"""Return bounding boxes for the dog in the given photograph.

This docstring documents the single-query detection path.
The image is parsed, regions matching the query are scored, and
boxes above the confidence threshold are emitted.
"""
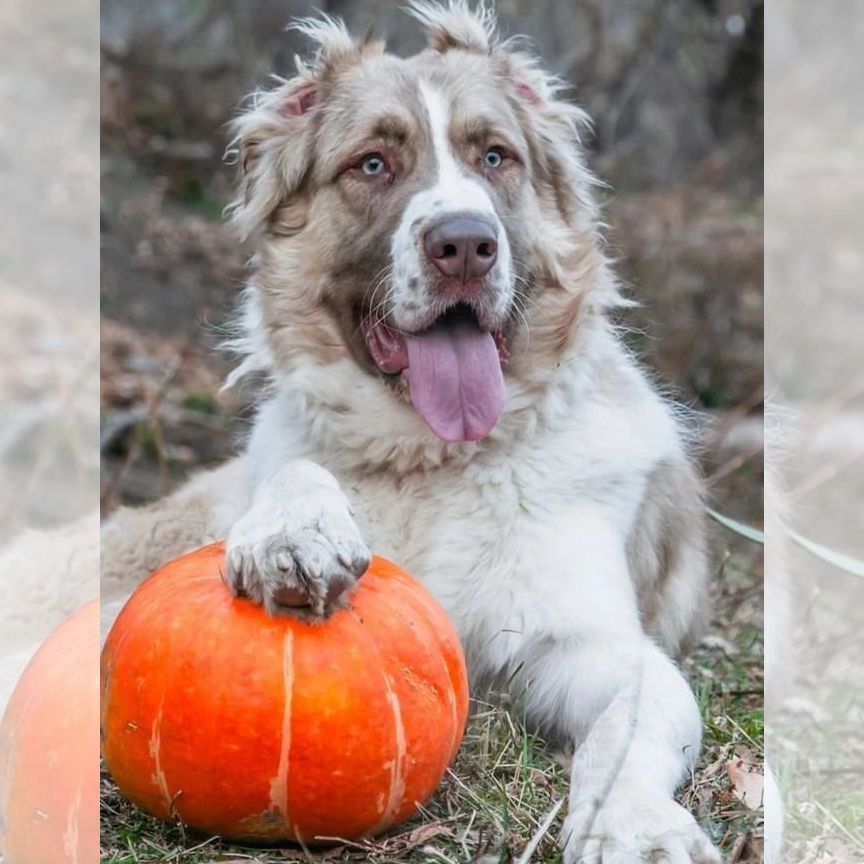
[102,3,722,861]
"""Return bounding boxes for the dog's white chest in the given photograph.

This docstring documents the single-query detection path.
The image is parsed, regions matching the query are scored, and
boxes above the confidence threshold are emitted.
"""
[339,447,644,675]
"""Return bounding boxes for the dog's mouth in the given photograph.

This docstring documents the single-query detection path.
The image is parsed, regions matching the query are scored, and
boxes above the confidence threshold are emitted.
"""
[361,303,508,443]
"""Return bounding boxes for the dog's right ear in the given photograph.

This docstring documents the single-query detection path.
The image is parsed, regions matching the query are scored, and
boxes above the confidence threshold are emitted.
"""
[226,15,383,240]
[225,77,319,241]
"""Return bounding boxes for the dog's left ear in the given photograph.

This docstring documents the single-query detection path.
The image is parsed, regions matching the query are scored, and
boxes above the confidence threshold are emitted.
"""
[499,49,597,230]
[407,0,497,54]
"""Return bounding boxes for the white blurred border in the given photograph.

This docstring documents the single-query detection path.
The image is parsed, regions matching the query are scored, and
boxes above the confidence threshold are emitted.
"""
[0,0,98,701]
[0,1,99,860]
[766,2,864,861]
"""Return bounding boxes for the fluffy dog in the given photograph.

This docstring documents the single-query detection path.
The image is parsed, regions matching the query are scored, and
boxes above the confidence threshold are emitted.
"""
[103,3,721,861]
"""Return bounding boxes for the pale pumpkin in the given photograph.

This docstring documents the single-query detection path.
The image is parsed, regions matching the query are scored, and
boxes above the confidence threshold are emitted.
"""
[0,600,100,864]
[100,542,469,844]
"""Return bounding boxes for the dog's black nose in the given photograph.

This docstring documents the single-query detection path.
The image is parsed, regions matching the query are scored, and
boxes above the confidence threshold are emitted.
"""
[424,214,498,282]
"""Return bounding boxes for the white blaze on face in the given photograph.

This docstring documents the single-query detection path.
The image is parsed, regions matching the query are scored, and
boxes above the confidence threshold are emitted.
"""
[418,83,498,221]
[389,82,513,331]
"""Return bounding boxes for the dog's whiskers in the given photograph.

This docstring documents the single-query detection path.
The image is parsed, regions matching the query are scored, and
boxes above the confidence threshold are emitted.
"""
[351,265,393,342]
[353,268,421,342]
[508,266,533,348]
[363,265,393,312]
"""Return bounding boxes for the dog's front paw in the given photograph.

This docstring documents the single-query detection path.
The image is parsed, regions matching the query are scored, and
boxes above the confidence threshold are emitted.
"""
[225,494,370,618]
[562,789,720,864]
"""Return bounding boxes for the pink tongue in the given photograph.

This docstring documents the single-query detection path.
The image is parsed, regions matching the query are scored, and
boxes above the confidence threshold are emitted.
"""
[405,317,505,443]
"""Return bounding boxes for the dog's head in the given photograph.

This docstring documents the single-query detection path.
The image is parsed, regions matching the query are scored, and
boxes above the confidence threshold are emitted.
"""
[227,2,621,455]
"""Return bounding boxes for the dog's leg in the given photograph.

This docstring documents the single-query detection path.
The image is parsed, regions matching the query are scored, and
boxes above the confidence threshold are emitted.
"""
[520,636,720,864]
[225,458,370,617]
[222,394,371,616]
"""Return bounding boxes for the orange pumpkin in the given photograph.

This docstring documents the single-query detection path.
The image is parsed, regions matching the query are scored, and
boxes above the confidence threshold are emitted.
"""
[0,600,100,864]
[101,542,469,844]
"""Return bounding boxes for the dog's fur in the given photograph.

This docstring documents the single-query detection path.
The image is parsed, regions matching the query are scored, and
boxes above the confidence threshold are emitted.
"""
[102,4,720,861]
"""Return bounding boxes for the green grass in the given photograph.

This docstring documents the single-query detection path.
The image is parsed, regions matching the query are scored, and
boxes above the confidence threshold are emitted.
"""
[176,179,227,222]
[183,390,221,416]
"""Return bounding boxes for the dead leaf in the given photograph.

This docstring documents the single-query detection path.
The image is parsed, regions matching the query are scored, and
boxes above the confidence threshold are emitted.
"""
[394,822,453,852]
[726,755,764,809]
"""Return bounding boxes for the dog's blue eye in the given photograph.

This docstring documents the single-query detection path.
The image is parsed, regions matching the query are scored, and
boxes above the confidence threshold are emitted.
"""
[361,154,387,176]
[484,148,504,169]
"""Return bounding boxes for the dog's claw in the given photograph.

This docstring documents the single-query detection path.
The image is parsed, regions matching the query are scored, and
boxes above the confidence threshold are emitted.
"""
[225,490,368,618]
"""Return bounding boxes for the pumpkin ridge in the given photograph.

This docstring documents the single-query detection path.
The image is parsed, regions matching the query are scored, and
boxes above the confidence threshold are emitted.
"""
[147,699,173,813]
[378,672,408,832]
[347,609,407,835]
[266,629,295,830]
[373,577,466,759]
